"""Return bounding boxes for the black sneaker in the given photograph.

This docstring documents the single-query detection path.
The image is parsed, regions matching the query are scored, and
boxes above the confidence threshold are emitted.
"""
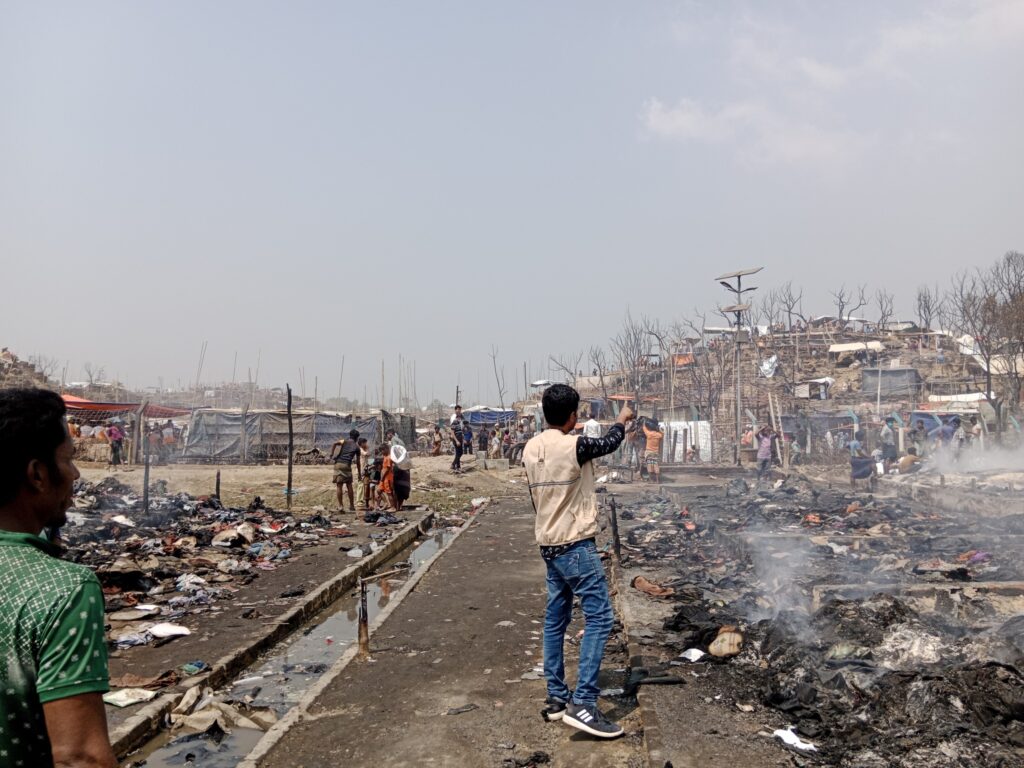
[562,702,624,738]
[540,698,567,722]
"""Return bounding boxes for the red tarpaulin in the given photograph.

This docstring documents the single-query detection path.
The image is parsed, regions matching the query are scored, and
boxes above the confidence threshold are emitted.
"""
[61,394,191,420]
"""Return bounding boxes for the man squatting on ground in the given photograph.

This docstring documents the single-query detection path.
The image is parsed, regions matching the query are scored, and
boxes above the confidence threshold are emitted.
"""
[523,384,633,738]
[0,388,117,767]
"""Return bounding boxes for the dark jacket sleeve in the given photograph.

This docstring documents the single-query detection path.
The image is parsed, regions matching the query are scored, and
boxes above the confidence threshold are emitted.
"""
[576,423,625,466]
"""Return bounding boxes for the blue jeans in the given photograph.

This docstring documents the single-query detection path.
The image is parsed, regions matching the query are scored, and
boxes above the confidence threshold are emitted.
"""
[542,538,614,707]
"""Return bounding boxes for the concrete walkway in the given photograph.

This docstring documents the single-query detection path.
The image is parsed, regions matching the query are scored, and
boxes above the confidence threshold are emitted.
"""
[257,498,644,768]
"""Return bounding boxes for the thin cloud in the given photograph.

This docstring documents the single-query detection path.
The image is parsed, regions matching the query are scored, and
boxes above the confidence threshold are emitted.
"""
[643,1,1024,168]
[643,98,871,170]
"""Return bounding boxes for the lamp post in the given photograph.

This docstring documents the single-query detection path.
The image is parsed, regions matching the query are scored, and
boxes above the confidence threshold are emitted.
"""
[716,268,763,465]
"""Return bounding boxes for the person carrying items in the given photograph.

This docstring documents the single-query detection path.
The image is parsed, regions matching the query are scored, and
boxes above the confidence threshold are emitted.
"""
[391,444,412,511]
[755,425,775,483]
[641,418,664,483]
[329,429,362,513]
[0,389,117,768]
[523,383,633,739]
[848,429,875,488]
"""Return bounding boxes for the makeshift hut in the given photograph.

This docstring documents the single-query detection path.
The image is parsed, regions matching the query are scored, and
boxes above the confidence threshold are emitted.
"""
[861,367,923,399]
[182,410,378,462]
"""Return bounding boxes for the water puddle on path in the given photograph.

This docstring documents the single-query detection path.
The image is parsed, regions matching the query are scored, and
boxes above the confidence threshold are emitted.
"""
[125,529,454,767]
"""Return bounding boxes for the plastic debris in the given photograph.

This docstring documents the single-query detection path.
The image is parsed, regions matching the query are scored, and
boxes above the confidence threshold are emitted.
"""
[149,623,191,638]
[773,726,817,751]
[103,688,158,707]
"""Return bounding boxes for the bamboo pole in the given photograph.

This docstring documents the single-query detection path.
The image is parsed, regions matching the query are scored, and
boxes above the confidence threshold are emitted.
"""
[286,384,294,510]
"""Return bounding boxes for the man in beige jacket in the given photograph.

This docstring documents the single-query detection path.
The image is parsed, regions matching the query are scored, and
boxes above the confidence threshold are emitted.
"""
[523,384,632,738]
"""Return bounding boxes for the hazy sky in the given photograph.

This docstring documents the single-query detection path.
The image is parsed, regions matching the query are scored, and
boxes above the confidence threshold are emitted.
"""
[2,1,1021,405]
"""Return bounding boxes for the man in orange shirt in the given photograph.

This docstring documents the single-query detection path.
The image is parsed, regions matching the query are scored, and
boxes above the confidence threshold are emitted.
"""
[641,419,664,484]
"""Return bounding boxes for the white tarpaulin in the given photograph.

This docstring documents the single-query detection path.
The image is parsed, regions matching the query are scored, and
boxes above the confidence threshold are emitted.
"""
[928,392,993,403]
[662,421,713,462]
[759,355,779,378]
[828,341,884,354]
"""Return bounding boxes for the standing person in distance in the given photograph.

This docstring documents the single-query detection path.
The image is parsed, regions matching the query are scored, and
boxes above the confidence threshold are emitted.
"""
[755,425,775,484]
[329,429,362,513]
[523,384,632,739]
[879,417,898,473]
[107,420,126,470]
[449,405,466,472]
[641,418,664,484]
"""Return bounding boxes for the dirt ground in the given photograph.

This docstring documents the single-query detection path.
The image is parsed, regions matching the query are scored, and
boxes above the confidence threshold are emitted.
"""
[78,451,523,513]
[258,498,646,768]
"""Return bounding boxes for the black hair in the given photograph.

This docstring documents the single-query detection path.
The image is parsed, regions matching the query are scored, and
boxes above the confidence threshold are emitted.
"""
[0,388,68,506]
[357,437,368,446]
[855,429,865,442]
[385,428,395,436]
[349,429,360,439]
[542,384,579,427]
[907,447,918,456]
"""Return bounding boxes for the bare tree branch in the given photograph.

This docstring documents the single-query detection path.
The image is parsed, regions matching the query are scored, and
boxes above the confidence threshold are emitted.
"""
[82,362,105,387]
[610,311,648,410]
[875,288,895,332]
[588,346,611,402]
[28,354,59,381]
[915,284,943,331]
[548,350,585,388]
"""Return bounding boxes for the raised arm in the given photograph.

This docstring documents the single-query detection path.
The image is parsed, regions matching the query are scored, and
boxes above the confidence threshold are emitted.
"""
[576,405,633,465]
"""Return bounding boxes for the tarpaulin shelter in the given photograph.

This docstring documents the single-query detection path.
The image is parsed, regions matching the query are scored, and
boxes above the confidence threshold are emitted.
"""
[380,409,417,447]
[794,377,835,400]
[461,406,517,428]
[861,367,923,398]
[182,410,378,462]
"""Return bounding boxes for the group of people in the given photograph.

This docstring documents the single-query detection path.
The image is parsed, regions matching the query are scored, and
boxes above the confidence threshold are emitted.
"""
[847,414,985,485]
[330,428,411,518]
[144,420,180,464]
[65,417,184,469]
[908,415,983,460]
[430,405,535,472]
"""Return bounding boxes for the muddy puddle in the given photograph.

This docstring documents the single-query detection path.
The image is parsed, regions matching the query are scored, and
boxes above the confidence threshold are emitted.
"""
[124,529,454,767]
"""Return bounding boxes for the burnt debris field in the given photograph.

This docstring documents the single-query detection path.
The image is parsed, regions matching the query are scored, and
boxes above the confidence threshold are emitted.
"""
[618,478,1024,767]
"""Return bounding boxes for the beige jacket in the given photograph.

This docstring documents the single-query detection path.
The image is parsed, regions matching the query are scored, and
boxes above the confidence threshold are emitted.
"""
[523,428,598,547]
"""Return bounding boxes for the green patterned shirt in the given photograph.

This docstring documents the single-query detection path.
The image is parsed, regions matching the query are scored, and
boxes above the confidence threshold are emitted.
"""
[0,530,109,767]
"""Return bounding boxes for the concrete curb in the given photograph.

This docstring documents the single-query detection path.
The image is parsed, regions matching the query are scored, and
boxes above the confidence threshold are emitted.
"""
[611,559,679,768]
[239,505,483,768]
[111,511,434,758]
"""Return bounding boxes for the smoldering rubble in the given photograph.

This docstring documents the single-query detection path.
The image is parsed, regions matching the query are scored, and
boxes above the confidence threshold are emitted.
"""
[619,479,1024,766]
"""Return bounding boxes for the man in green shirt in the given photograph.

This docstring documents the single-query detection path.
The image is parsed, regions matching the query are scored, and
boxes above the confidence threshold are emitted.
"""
[0,388,116,768]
